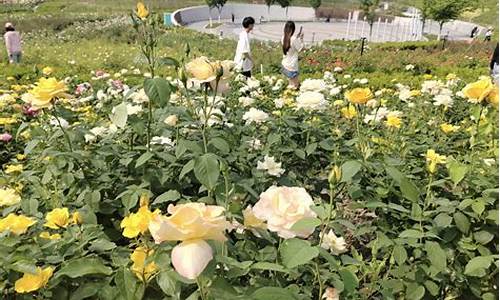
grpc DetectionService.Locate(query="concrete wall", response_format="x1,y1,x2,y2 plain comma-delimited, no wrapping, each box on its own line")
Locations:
171,4,316,26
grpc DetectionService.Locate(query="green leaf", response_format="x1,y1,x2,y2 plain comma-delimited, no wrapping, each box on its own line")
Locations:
424,280,439,296
251,262,288,273
179,159,195,180
385,166,404,184
294,149,306,159
209,137,230,154
110,102,128,129
339,268,359,293
425,241,447,274
447,161,468,185
453,212,470,233
290,217,321,232
393,245,407,266
341,160,363,183
194,153,220,190
57,258,113,278
114,267,143,300
70,282,104,300
10,260,38,274
406,284,425,300
152,190,180,205
399,229,424,239
251,287,299,300
280,238,319,269
474,230,494,245
157,270,179,297
89,239,117,252
159,57,180,68
400,178,420,202
464,256,494,277
471,201,485,216
135,151,154,168
434,213,453,227
144,77,171,106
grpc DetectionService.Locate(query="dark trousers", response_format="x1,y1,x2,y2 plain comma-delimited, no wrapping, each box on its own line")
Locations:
242,70,251,78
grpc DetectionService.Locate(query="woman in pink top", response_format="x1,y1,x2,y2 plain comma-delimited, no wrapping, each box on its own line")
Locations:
4,23,22,64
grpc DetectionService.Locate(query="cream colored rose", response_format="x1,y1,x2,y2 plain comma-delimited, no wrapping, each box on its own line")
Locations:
149,202,229,243
0,188,21,207
295,91,328,111
185,57,216,83
163,115,178,126
320,230,347,255
252,186,317,239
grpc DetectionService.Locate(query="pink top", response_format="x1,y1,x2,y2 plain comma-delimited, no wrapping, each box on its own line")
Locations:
4,31,22,54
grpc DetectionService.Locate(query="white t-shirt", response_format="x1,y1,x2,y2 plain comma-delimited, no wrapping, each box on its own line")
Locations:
234,30,253,72
281,36,304,72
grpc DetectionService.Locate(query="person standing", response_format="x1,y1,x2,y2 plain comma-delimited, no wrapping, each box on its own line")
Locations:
490,43,499,84
4,23,22,64
484,27,493,42
234,17,255,78
281,21,304,89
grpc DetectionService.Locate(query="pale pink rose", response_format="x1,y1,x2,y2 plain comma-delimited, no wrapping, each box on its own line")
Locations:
253,186,317,239
0,133,12,142
171,239,213,280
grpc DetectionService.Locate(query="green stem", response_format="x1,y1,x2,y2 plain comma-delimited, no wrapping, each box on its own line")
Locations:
314,262,324,300
196,277,208,300
319,183,345,245
50,107,73,152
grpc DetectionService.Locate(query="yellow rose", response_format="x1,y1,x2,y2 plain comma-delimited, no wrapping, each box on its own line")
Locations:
0,117,18,125
14,267,53,293
328,165,342,185
16,154,26,161
149,202,229,243
385,115,402,129
39,231,62,240
440,123,460,134
185,57,217,83
44,208,70,229
252,186,317,239
425,149,447,174
121,204,159,238
0,213,36,235
136,2,149,19
345,88,373,104
487,86,498,108
5,164,23,174
341,105,357,119
243,206,266,229
462,77,494,103
130,247,158,281
42,67,53,76
71,211,83,225
0,187,21,206
24,77,68,109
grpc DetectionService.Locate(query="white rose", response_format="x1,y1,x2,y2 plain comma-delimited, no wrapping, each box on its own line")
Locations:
366,99,378,108
359,78,368,84
164,115,178,126
256,155,285,177
320,230,347,255
296,91,327,111
301,79,327,92
274,98,285,108
239,96,255,107
329,87,341,96
252,186,317,239
242,108,269,125
433,94,454,108
334,67,343,73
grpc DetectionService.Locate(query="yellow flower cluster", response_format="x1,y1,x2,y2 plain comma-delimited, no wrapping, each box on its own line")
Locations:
385,115,402,129
341,105,357,119
15,267,54,293
0,187,21,207
345,88,373,105
130,247,158,281
23,77,68,109
120,196,159,238
44,207,81,229
0,214,36,235
440,123,460,134
425,149,447,174
462,77,498,107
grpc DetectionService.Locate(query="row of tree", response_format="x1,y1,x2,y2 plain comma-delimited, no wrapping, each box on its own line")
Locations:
205,0,476,39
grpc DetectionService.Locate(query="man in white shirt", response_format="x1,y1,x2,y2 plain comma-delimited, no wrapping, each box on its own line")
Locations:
234,17,255,78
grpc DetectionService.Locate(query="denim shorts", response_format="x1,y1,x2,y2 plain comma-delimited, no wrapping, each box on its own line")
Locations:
282,67,299,79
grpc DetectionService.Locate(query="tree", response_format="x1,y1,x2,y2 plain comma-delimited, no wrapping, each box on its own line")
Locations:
359,0,380,38
265,0,274,13
206,0,227,22
276,0,292,17
310,0,321,15
428,0,471,40
417,0,434,34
